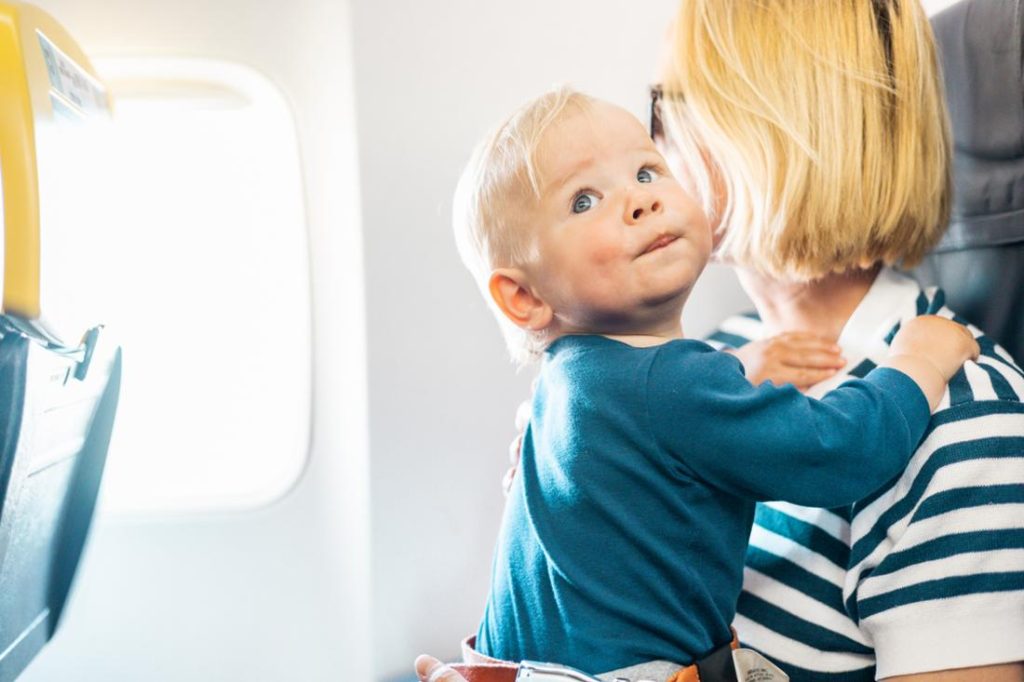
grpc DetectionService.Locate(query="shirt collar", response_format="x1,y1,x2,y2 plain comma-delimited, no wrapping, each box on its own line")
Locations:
837,267,924,361
805,268,926,398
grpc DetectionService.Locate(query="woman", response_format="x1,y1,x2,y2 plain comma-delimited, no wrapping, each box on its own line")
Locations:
421,1,1024,680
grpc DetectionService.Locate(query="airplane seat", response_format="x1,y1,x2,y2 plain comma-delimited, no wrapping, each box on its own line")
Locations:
913,0,1024,362
0,3,122,680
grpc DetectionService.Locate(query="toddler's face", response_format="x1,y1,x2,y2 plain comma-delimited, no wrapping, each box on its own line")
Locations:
525,101,712,334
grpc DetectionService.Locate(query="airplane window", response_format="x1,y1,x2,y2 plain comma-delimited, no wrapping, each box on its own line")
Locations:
85,58,311,514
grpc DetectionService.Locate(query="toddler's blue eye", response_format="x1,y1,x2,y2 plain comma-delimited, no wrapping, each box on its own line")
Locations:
572,192,599,214
637,167,659,183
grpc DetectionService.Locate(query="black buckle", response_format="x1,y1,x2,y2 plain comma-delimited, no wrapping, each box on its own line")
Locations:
695,639,738,682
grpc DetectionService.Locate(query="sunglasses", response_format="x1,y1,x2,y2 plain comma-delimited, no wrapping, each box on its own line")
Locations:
648,84,683,142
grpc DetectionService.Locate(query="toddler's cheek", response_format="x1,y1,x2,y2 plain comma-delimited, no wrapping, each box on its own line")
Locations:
587,242,625,266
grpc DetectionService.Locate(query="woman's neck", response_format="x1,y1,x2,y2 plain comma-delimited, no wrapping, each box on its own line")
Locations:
736,265,882,340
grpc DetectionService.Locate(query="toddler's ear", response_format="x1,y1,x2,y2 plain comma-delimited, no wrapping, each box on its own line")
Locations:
489,269,553,332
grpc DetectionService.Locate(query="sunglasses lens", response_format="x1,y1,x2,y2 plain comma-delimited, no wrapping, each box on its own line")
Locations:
649,88,665,141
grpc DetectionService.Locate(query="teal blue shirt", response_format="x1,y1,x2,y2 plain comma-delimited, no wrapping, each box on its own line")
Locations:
477,335,930,675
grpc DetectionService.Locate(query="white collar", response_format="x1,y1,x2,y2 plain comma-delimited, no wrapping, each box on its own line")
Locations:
806,268,926,398
714,267,931,396
837,267,924,361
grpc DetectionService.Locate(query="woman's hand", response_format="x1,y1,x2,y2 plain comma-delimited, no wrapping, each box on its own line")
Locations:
415,655,468,682
726,332,846,390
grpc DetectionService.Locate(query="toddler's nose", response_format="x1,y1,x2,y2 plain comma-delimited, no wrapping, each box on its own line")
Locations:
626,194,662,223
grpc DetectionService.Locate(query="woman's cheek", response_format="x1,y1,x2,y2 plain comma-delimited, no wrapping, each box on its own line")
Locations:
660,142,696,196
708,233,734,265
659,138,729,240
708,164,728,239
711,221,726,249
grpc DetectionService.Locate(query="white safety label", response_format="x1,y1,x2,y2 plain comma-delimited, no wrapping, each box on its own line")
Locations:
732,649,790,682
36,30,109,118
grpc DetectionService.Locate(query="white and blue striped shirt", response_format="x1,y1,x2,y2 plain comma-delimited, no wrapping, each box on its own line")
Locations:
707,269,1024,680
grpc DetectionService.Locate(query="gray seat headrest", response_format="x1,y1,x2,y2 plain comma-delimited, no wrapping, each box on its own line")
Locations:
933,0,1024,251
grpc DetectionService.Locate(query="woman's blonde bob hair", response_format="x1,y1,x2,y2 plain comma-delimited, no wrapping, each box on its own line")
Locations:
661,0,951,281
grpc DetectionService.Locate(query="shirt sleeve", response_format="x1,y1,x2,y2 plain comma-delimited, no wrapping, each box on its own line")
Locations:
646,341,931,507
851,399,1024,678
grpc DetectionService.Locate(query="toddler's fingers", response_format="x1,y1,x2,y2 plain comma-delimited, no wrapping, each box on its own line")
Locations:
415,656,467,682
962,331,981,360
775,331,837,346
781,348,846,370
779,333,842,353
776,330,822,341
773,366,839,389
795,367,841,388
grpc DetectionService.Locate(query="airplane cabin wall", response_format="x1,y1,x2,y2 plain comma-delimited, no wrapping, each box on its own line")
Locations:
18,0,373,680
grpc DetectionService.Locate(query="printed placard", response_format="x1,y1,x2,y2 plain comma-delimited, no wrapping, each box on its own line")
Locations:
36,30,109,118
732,649,790,682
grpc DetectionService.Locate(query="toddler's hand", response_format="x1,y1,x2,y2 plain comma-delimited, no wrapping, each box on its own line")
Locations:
889,315,980,381
726,332,846,390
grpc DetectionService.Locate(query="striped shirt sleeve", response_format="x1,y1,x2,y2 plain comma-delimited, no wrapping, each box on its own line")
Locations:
848,389,1024,678
851,307,1024,677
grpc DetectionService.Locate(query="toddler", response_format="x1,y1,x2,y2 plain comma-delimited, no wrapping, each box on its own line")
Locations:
452,87,978,678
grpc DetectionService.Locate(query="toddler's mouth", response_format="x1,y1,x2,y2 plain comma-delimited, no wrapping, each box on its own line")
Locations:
641,234,679,255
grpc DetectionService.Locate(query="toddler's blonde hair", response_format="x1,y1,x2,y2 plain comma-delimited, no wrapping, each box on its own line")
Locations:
661,0,951,281
453,86,593,366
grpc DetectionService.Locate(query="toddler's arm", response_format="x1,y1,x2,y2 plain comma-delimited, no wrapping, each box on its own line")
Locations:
647,316,978,507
